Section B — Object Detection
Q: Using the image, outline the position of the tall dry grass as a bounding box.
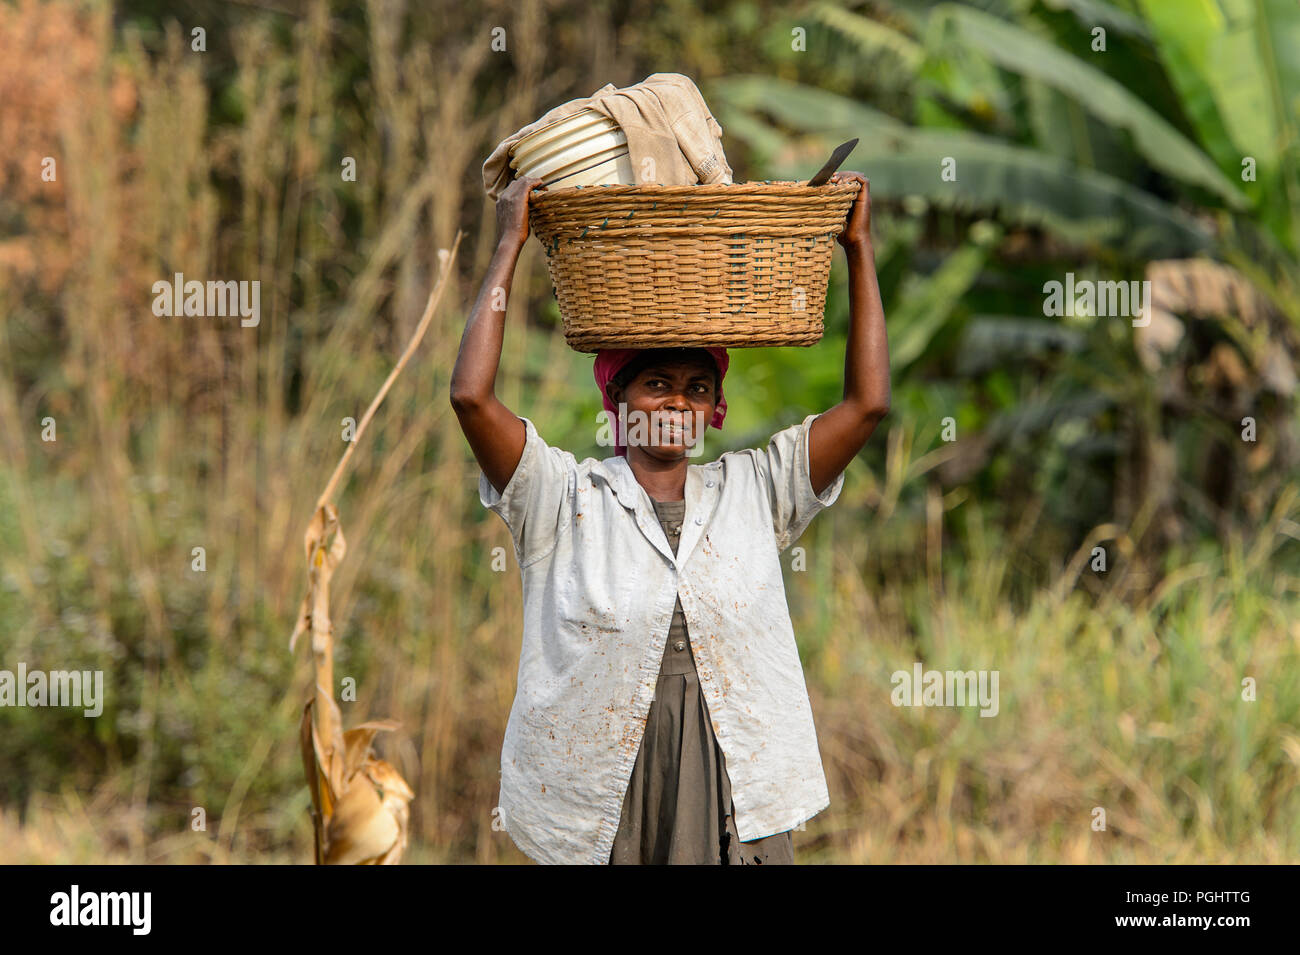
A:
[0,0,1296,864]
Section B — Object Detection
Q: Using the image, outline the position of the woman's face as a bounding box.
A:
[608,359,718,460]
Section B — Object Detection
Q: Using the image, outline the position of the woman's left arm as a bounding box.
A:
[808,170,890,497]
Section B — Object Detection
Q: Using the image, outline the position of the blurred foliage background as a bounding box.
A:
[1,0,1298,863]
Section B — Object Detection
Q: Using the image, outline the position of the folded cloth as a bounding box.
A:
[483,72,733,201]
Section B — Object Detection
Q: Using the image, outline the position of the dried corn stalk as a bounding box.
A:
[289,235,461,864]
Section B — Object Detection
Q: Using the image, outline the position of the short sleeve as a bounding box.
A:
[478,416,575,568]
[757,412,845,552]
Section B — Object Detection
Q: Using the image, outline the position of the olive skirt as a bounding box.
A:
[608,498,794,865]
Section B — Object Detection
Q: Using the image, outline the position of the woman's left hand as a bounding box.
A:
[831,170,871,250]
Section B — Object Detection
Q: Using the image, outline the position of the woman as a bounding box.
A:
[450,170,889,864]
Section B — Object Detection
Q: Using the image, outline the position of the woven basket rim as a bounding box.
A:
[532,178,860,200]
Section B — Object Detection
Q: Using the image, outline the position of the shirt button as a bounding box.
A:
[694,516,703,525]
[673,639,686,652]
[706,480,715,488]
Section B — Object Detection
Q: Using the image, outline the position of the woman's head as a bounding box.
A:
[609,347,719,400]
[593,347,730,459]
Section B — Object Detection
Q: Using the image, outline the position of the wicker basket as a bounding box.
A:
[527,180,860,352]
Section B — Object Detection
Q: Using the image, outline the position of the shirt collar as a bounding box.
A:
[590,453,700,509]
[588,454,637,507]
[590,454,721,567]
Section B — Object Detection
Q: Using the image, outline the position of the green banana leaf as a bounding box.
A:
[710,75,1214,257]
[931,3,1248,208]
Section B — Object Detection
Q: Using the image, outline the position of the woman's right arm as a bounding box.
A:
[449,176,544,495]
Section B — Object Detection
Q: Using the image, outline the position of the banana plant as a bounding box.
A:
[708,1,1277,257]
[708,0,1299,553]
[707,0,1300,380]
[1135,0,1300,262]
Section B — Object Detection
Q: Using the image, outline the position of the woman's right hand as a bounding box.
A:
[496,176,545,251]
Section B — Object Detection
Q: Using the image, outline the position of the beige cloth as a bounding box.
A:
[482,72,732,200]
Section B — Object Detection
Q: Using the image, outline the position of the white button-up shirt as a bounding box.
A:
[478,411,845,864]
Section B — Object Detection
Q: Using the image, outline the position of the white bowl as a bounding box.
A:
[535,142,630,182]
[514,129,628,182]
[510,108,632,183]
[514,107,611,144]
[512,132,625,180]
[544,150,636,188]
[510,112,620,169]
